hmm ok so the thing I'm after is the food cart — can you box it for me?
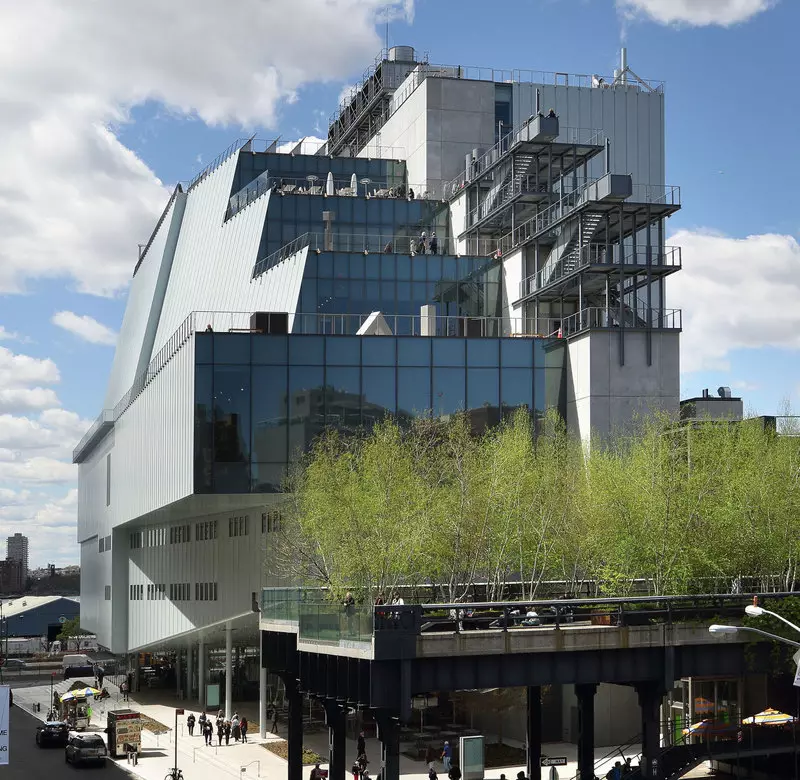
[107,709,142,758]
[61,697,90,731]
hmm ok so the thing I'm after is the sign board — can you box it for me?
[541,757,568,767]
[793,649,800,666]
[0,685,9,765]
[459,735,485,780]
[206,683,220,709]
[794,662,800,688]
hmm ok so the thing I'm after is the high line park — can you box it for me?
[260,591,800,780]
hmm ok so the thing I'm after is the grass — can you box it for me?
[485,742,526,768]
[263,740,324,765]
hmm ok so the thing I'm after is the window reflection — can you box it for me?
[252,366,288,462]
[326,367,361,431]
[398,368,430,421]
[288,366,325,460]
[433,368,465,417]
[213,366,251,464]
[363,367,396,426]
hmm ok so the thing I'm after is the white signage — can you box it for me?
[0,685,9,765]
[794,662,800,688]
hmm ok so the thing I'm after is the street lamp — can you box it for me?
[745,604,800,635]
[708,624,800,648]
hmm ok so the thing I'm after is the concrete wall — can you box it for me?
[562,683,641,746]
[565,330,680,441]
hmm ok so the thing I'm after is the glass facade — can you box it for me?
[194,332,564,494]
[295,251,503,326]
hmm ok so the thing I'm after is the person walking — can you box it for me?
[96,666,105,689]
[187,712,196,736]
[204,720,213,746]
[120,679,129,701]
[430,232,439,255]
[232,713,241,742]
[357,730,366,758]
[419,231,428,254]
[441,741,451,772]
[240,716,248,743]
[217,719,224,746]
[271,707,279,734]
[224,719,231,745]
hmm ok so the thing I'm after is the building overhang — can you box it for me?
[73,411,114,464]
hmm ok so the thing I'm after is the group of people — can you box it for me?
[605,758,636,780]
[188,710,249,746]
[382,232,441,256]
[425,741,462,780]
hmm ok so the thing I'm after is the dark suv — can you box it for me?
[65,733,107,765]
[35,721,68,747]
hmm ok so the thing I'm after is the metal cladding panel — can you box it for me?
[111,336,195,526]
[79,536,112,645]
[153,152,275,352]
[77,430,114,543]
[511,83,665,188]
[104,197,179,409]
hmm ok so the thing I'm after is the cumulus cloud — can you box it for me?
[52,311,118,346]
[0,387,61,414]
[277,136,328,155]
[0,0,414,297]
[669,229,800,374]
[0,326,18,341]
[0,346,59,388]
[617,0,774,26]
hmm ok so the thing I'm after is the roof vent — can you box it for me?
[717,386,732,399]
[388,46,415,62]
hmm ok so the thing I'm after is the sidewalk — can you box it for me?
[11,678,661,780]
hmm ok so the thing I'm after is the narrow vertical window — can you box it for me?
[106,453,111,507]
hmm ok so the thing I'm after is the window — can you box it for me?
[147,584,165,600]
[262,511,282,533]
[106,453,111,507]
[130,531,143,549]
[98,537,104,553]
[105,534,111,551]
[104,586,111,601]
[129,584,143,601]
[228,515,249,537]
[169,583,190,601]
[195,520,218,541]
[196,582,218,601]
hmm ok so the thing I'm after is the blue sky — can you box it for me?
[0,0,797,565]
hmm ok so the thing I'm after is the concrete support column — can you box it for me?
[225,622,233,719]
[198,638,205,709]
[286,677,303,780]
[575,683,597,780]
[176,650,183,698]
[527,686,542,780]
[323,698,347,780]
[186,644,193,701]
[637,683,664,780]
[259,636,268,739]
[376,712,401,780]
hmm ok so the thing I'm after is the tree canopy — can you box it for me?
[272,411,800,602]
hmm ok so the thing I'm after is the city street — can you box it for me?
[6,704,128,779]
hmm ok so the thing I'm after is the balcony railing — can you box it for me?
[251,231,502,280]
[560,306,682,335]
[519,245,682,298]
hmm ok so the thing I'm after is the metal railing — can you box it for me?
[72,409,114,462]
[519,245,682,297]
[445,124,605,198]
[252,231,476,279]
[559,306,682,335]
[186,139,243,191]
[226,174,437,220]
[628,183,681,206]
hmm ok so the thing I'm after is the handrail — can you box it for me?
[133,184,183,276]
[520,245,682,298]
[445,124,604,198]
[186,139,243,191]
[559,307,682,335]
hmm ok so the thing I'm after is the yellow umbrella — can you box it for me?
[743,708,796,726]
[60,687,101,702]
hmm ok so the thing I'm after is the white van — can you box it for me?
[62,653,92,670]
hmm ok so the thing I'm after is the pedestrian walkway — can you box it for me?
[11,678,675,780]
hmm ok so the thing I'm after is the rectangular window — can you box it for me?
[195,582,199,601]
[105,534,111,551]
[104,585,111,601]
[99,537,104,553]
[106,453,111,507]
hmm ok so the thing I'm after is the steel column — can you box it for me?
[527,686,543,780]
[646,205,653,365]
[324,698,347,780]
[225,621,233,719]
[376,712,401,780]
[576,683,597,780]
[198,638,205,708]
[637,682,664,780]
[618,206,625,365]
[286,676,303,780]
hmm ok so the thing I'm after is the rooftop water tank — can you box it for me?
[388,46,415,62]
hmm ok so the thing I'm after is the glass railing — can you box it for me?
[299,603,374,644]
[260,587,310,622]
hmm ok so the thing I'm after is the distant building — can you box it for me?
[680,387,743,422]
[6,533,29,582]
[0,595,80,641]
[0,560,24,595]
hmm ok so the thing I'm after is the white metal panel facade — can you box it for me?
[104,199,180,409]
[77,433,114,544]
[153,154,274,352]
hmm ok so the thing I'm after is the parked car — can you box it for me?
[36,720,69,747]
[64,663,94,680]
[2,659,26,670]
[65,732,107,765]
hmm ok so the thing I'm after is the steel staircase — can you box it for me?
[538,213,604,289]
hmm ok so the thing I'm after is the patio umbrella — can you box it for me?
[61,687,101,702]
[682,719,712,736]
[743,708,796,726]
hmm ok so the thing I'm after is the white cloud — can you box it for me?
[669,229,800,373]
[0,456,76,485]
[617,0,773,26]
[0,0,414,297]
[276,136,328,155]
[52,311,117,346]
[0,326,18,341]
[0,387,61,414]
[0,346,59,388]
